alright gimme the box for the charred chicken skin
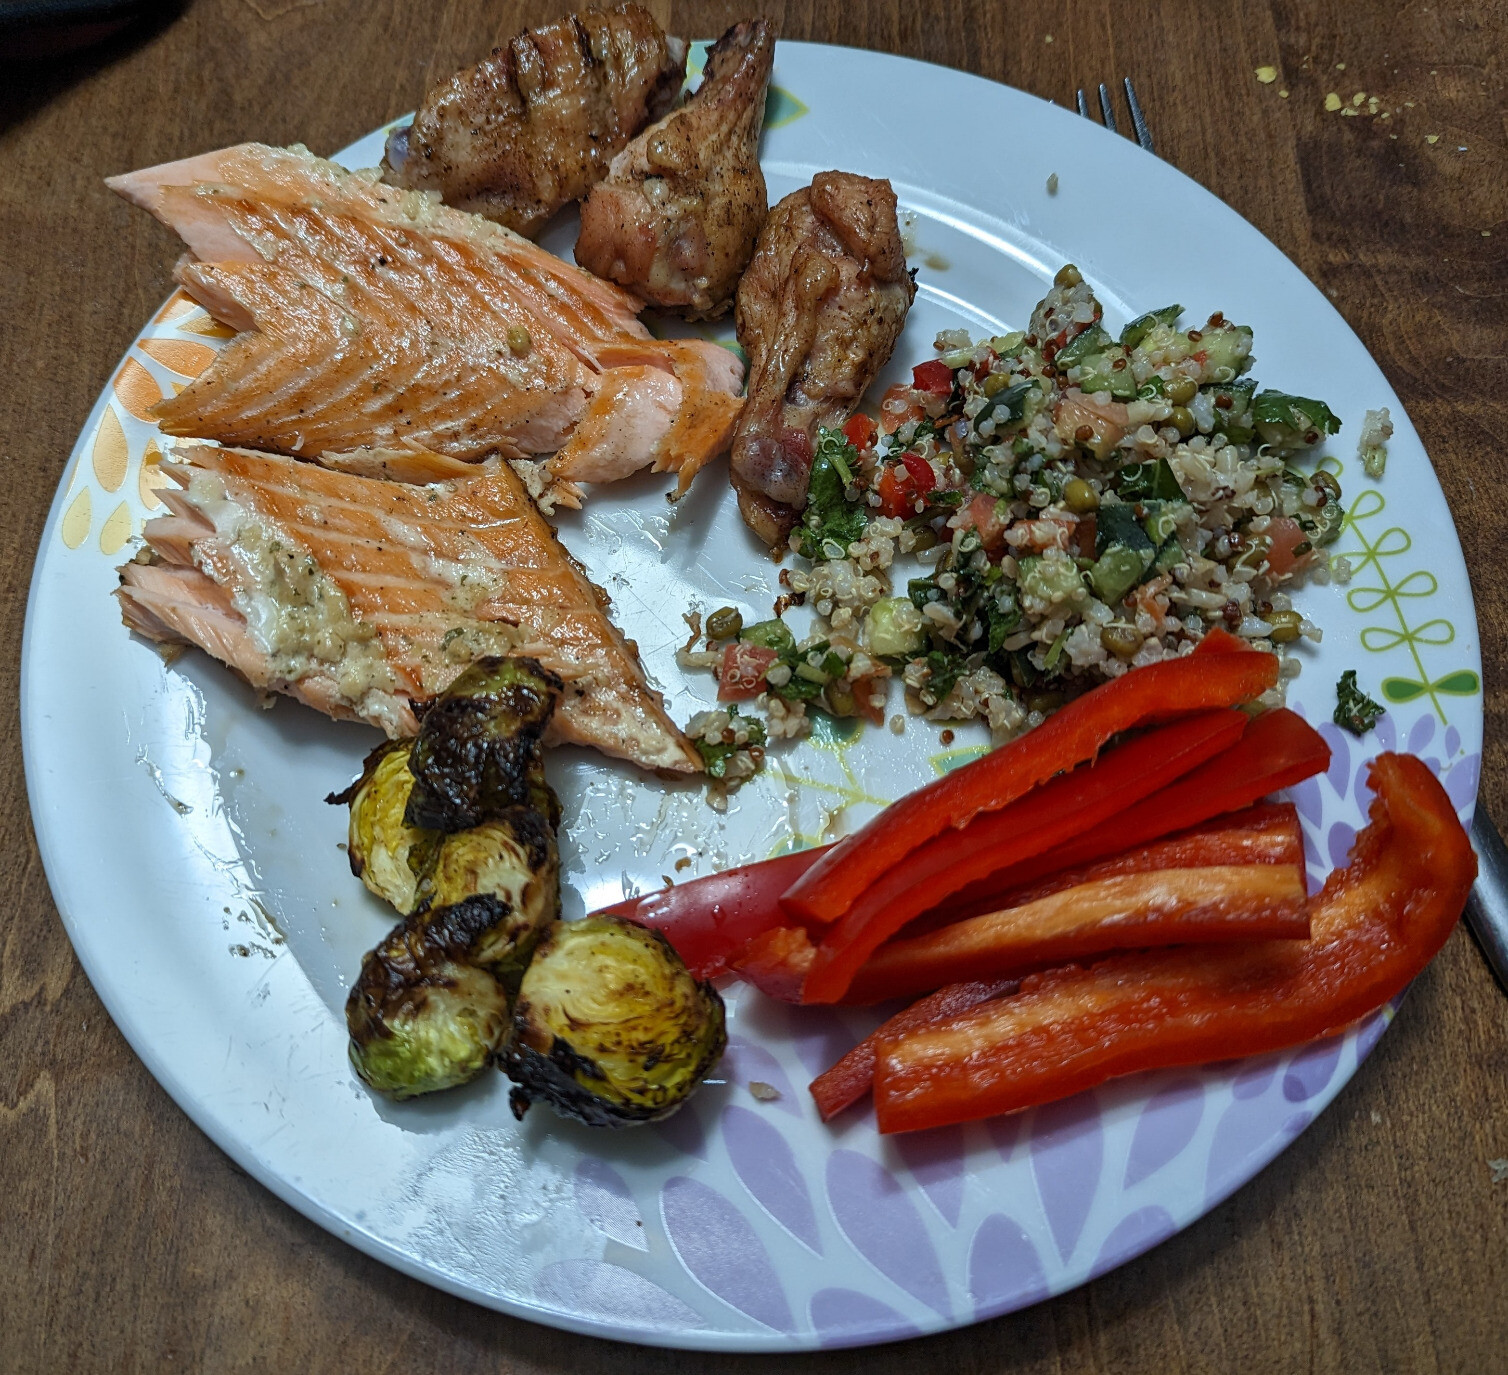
[575,18,775,319]
[381,4,686,238]
[730,171,915,546]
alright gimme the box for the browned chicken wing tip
[730,171,916,547]
[576,18,776,320]
[382,4,686,239]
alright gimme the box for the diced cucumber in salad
[685,265,1346,789]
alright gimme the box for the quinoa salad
[684,266,1352,792]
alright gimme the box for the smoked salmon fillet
[106,143,742,492]
[116,442,702,774]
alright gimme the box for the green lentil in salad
[687,267,1350,769]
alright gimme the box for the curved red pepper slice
[811,979,1018,1122]
[597,846,829,979]
[783,650,1278,926]
[936,708,1327,925]
[872,753,1475,1134]
[800,709,1249,1003]
[844,861,1310,1005]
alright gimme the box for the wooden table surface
[3,1,1506,1370]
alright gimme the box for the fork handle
[1467,807,1508,994]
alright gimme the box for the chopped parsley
[694,707,767,779]
[794,429,869,561]
[1334,670,1384,736]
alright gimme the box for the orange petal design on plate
[139,438,169,509]
[60,488,91,549]
[179,312,238,340]
[99,501,133,556]
[138,338,219,378]
[113,358,163,421]
[92,405,129,492]
[154,290,199,323]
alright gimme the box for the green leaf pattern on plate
[1334,485,1480,723]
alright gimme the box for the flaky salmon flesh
[116,443,701,774]
[106,143,742,498]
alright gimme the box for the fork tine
[1097,83,1118,135]
[1124,77,1155,154]
[1075,88,1090,119]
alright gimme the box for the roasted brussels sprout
[329,739,432,914]
[501,915,727,1128]
[347,896,518,1098]
[414,811,561,978]
[405,656,563,832]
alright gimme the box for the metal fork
[1075,79,1155,155]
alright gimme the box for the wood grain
[2,2,1506,1371]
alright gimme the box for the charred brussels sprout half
[405,657,563,833]
[346,898,516,1098]
[413,810,561,978]
[502,916,727,1128]
[329,739,432,914]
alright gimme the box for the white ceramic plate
[24,42,1482,1351]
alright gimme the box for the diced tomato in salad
[1263,516,1313,577]
[879,382,925,434]
[911,359,954,395]
[954,492,1009,553]
[717,642,777,701]
[843,413,878,451]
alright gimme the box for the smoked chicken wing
[382,5,686,238]
[575,19,774,320]
[730,171,915,546]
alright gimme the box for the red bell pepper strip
[810,979,1018,1122]
[843,861,1310,1005]
[782,651,1279,927]
[729,925,816,1002]
[597,847,829,979]
[935,708,1326,926]
[800,708,1249,1003]
[986,801,1301,910]
[872,753,1475,1134]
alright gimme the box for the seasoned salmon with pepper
[106,142,741,496]
[116,443,701,774]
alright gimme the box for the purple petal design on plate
[1282,1036,1343,1102]
[1445,753,1481,812]
[722,1035,800,1116]
[652,1101,707,1158]
[1327,820,1357,873]
[826,1149,951,1318]
[1354,1009,1389,1060]
[895,1124,967,1226]
[1319,723,1351,799]
[722,1105,821,1252]
[1231,1053,1280,1099]
[765,1001,861,1080]
[535,1259,705,1330]
[1445,724,1461,758]
[1289,776,1323,828]
[969,1213,1048,1316]
[1092,1206,1176,1274]
[985,1113,1023,1162]
[809,1288,919,1347]
[1124,1078,1205,1187]
[1375,713,1397,751]
[1206,1093,1313,1204]
[1408,713,1436,753]
[573,1158,646,1251]
[1029,1092,1103,1261]
[661,1175,793,1330]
